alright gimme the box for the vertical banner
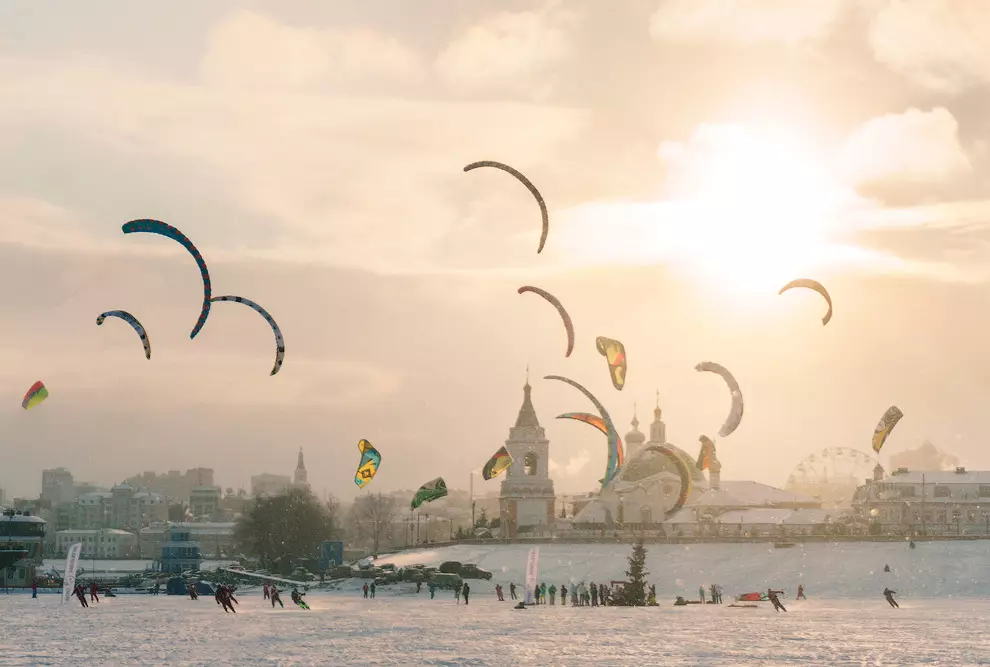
[524,547,540,605]
[61,542,82,604]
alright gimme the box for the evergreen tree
[617,540,648,606]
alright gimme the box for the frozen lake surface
[5,542,990,665]
[2,590,988,666]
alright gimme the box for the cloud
[837,107,971,189]
[649,0,847,45]
[868,0,990,93]
[435,5,577,91]
[201,10,425,88]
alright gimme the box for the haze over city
[3,0,990,500]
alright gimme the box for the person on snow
[884,564,891,573]
[599,583,608,606]
[89,581,100,603]
[560,584,567,606]
[369,582,376,599]
[74,584,88,607]
[767,588,787,612]
[509,582,517,600]
[263,582,270,600]
[540,582,547,604]
[271,586,284,608]
[796,584,806,600]
[548,584,556,605]
[416,581,422,594]
[699,585,706,604]
[455,581,462,604]
[571,585,579,606]
[291,589,310,609]
[429,582,436,599]
[495,584,504,601]
[591,582,599,607]
[188,583,198,600]
[31,580,37,599]
[363,583,369,599]
[462,582,470,605]
[883,588,899,608]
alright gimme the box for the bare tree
[348,493,397,555]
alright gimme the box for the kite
[595,336,627,390]
[872,406,903,454]
[22,381,48,410]
[779,278,833,326]
[695,361,744,437]
[482,446,513,481]
[556,412,625,478]
[464,161,549,254]
[354,439,381,489]
[411,477,447,509]
[544,375,623,488]
[96,310,151,360]
[518,286,574,357]
[121,219,212,339]
[696,435,715,471]
[209,296,285,376]
[640,444,692,519]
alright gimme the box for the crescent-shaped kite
[695,361,744,437]
[556,412,625,478]
[464,161,549,254]
[210,296,285,376]
[544,375,623,488]
[779,278,833,325]
[872,405,903,454]
[96,310,151,360]
[640,444,692,519]
[518,286,574,357]
[121,219,212,339]
[595,336,627,390]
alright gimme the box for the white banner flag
[524,547,540,605]
[61,542,82,604]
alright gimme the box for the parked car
[428,572,463,591]
[438,561,462,574]
[458,564,493,580]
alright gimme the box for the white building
[189,487,222,519]
[571,402,826,536]
[852,466,990,536]
[499,379,555,537]
[69,485,167,530]
[56,528,137,558]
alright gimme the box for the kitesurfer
[767,589,787,612]
[89,581,100,603]
[796,584,806,600]
[509,582,517,600]
[290,589,309,609]
[271,586,283,608]
[74,584,88,607]
[884,588,899,608]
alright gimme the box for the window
[934,486,951,498]
[900,487,915,498]
[979,486,990,498]
[524,453,538,476]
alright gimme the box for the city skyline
[3,2,990,498]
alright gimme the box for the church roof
[514,382,541,429]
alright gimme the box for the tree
[234,488,340,575]
[476,508,488,528]
[347,493,396,555]
[615,540,648,606]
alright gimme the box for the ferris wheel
[785,447,881,508]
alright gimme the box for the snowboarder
[883,588,899,608]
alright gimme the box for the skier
[883,588,899,608]
[495,584,504,601]
[74,584,88,607]
[767,588,787,612]
[796,584,806,600]
[89,581,100,603]
[271,586,284,608]
[509,582,517,600]
[291,589,310,609]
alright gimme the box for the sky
[3,0,990,500]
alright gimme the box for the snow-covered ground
[2,590,987,665]
[3,541,989,665]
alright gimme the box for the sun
[657,126,847,295]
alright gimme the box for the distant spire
[514,378,541,429]
[654,389,662,419]
[296,447,305,471]
[525,364,530,386]
[631,401,639,429]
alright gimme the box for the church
[497,378,828,538]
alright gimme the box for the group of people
[71,582,101,607]
[496,581,614,606]
[699,584,724,604]
[214,584,239,613]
